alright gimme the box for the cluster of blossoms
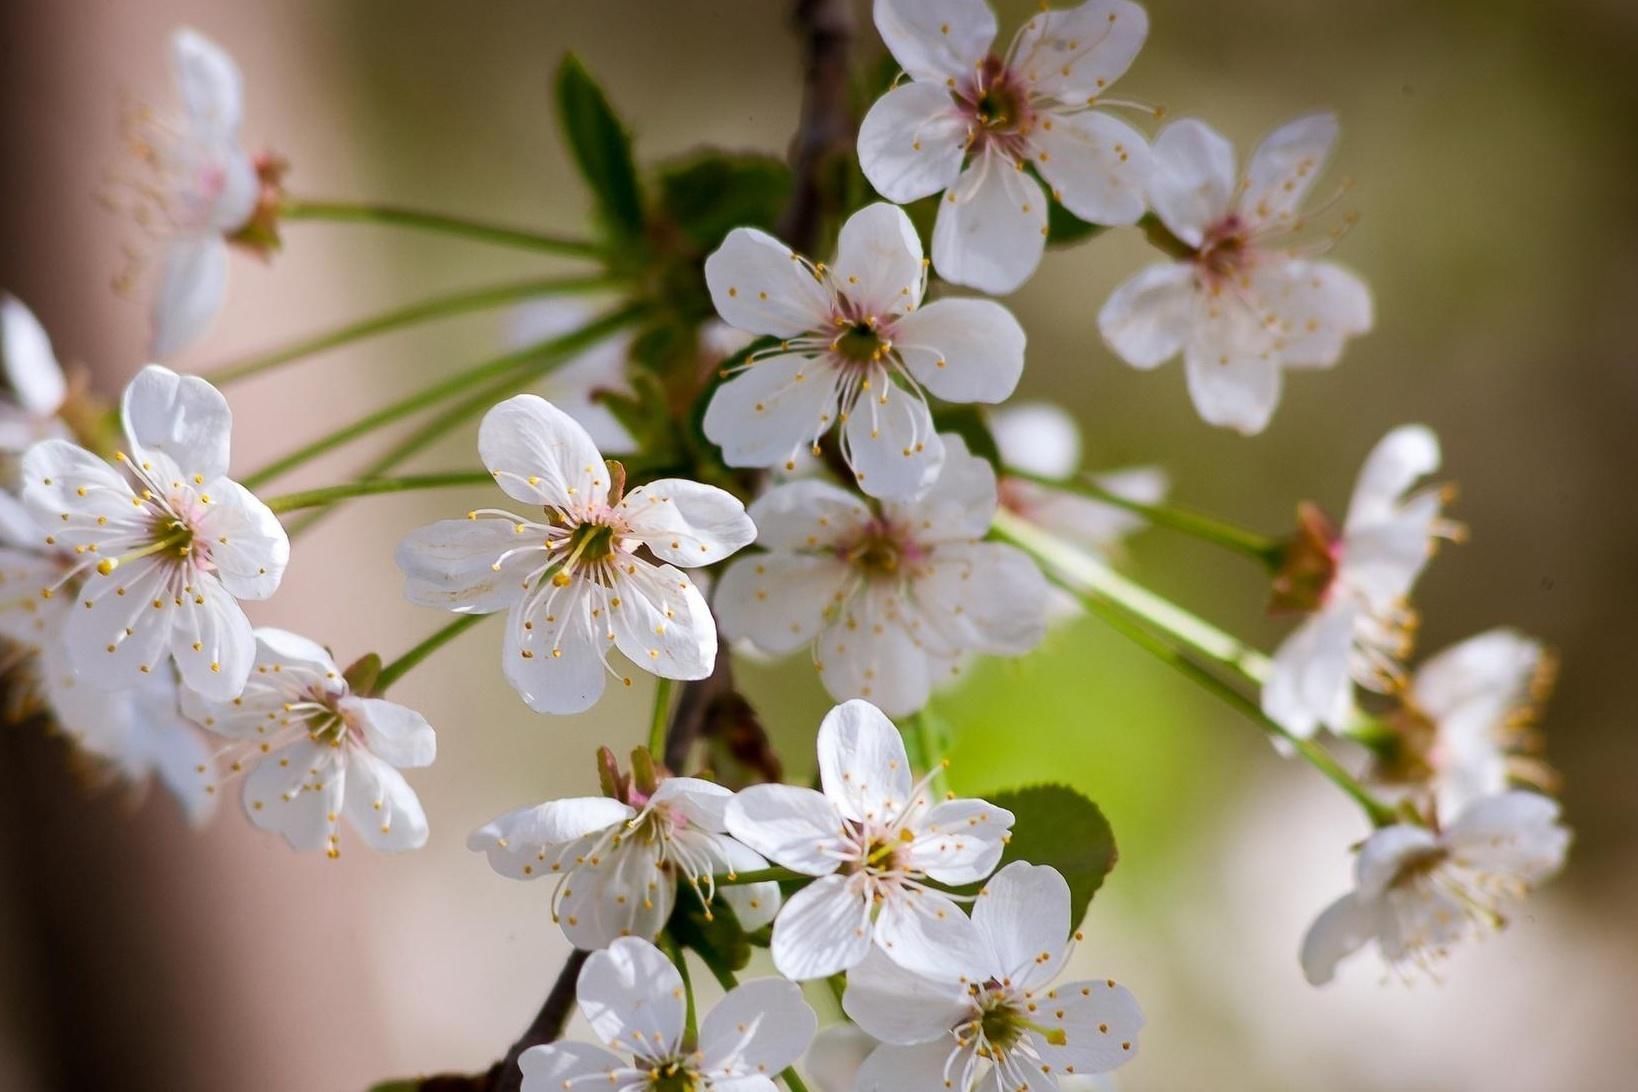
[2,1,1576,1088]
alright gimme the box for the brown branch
[776,0,858,252]
[488,948,589,1092]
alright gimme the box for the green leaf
[668,895,752,977]
[1046,199,1107,247]
[555,55,644,239]
[656,152,792,249]
[986,784,1117,929]
[931,403,1001,470]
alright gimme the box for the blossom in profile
[184,628,436,855]
[725,699,1014,980]
[468,765,780,949]
[704,202,1026,499]
[845,861,1145,1091]
[1384,628,1557,819]
[860,0,1153,293]
[20,365,289,701]
[1300,791,1570,985]
[395,395,754,714]
[518,936,816,1092]
[1261,424,1459,738]
[1099,114,1372,434]
[0,294,70,458]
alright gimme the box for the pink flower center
[838,518,928,580]
[956,55,1036,158]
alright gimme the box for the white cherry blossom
[715,435,1048,717]
[703,202,1026,499]
[518,936,816,1092]
[19,365,289,702]
[509,299,635,453]
[1261,424,1458,738]
[1300,791,1569,985]
[845,861,1144,1092]
[183,628,435,855]
[119,29,266,359]
[805,1024,880,1092]
[1392,628,1555,820]
[860,0,1154,293]
[1099,114,1372,434]
[469,772,781,949]
[724,699,1014,980]
[0,295,70,458]
[992,401,1166,560]
[395,394,754,715]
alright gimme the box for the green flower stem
[280,197,604,259]
[374,613,488,694]
[996,513,1399,827]
[200,274,622,386]
[661,932,699,1050]
[1004,465,1284,568]
[648,677,675,759]
[712,865,806,887]
[700,962,811,1092]
[907,709,950,796]
[240,304,644,490]
[263,470,493,513]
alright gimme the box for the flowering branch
[775,0,857,252]
[200,274,623,386]
[280,197,605,258]
[263,470,494,514]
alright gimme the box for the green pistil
[835,322,885,364]
[566,521,617,564]
[648,1061,699,1092]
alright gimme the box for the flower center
[962,56,1032,140]
[1196,216,1255,283]
[645,1060,700,1092]
[834,320,888,365]
[565,519,618,564]
[840,520,923,580]
[977,993,1029,1054]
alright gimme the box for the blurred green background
[1,1,1635,1089]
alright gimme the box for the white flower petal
[725,783,843,876]
[893,297,1025,404]
[1019,465,1168,554]
[618,478,756,567]
[831,203,927,317]
[842,376,944,500]
[242,738,345,852]
[842,945,971,1045]
[1261,602,1358,739]
[700,977,817,1079]
[1443,791,1569,882]
[510,300,636,452]
[858,82,969,204]
[770,872,873,980]
[914,541,1047,657]
[343,746,429,851]
[502,590,609,715]
[991,402,1080,479]
[150,235,229,359]
[194,479,288,600]
[0,295,66,416]
[854,1039,957,1092]
[1343,424,1441,533]
[1354,823,1441,899]
[1010,0,1148,103]
[713,835,783,931]
[608,563,716,682]
[651,776,733,830]
[817,588,932,718]
[348,696,436,768]
[1037,978,1145,1074]
[873,889,991,980]
[395,517,538,614]
[20,439,145,549]
[931,151,1048,295]
[170,579,257,700]
[1146,118,1236,247]
[974,862,1071,987]
[1239,112,1339,230]
[817,698,913,824]
[703,353,842,471]
[171,27,243,142]
[874,0,996,83]
[1098,261,1196,371]
[64,560,175,687]
[578,937,687,1056]
[1032,109,1150,227]
[1341,489,1443,611]
[805,1024,879,1092]
[518,1043,630,1092]
[706,229,833,338]
[468,796,633,879]
[122,365,233,482]
[1254,259,1373,369]
[905,797,1013,884]
[889,432,996,542]
[1299,892,1379,986]
[1182,320,1285,435]
[746,478,874,551]
[715,552,852,656]
[561,838,674,951]
[478,394,610,510]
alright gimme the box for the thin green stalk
[241,304,643,489]
[660,932,699,1049]
[201,274,621,386]
[374,614,488,694]
[1006,466,1283,568]
[264,470,493,513]
[280,198,604,259]
[1000,515,1399,827]
[648,678,675,759]
[713,865,805,887]
[700,962,811,1092]
[907,709,949,795]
